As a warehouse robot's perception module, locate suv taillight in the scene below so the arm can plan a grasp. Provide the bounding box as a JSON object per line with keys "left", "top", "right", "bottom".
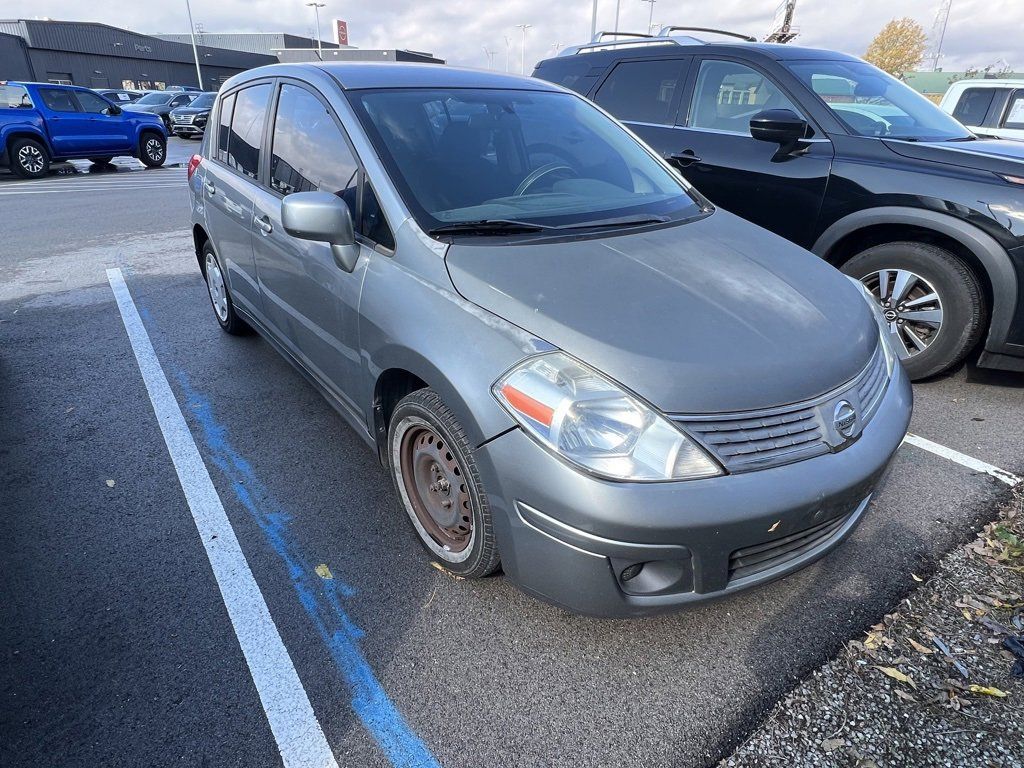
{"left": 187, "top": 154, "right": 202, "bottom": 181}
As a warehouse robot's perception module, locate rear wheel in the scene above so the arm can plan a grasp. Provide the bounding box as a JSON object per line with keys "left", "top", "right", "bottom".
{"left": 9, "top": 137, "right": 49, "bottom": 178}
{"left": 139, "top": 132, "right": 166, "bottom": 168}
{"left": 388, "top": 388, "right": 500, "bottom": 579}
{"left": 842, "top": 241, "right": 986, "bottom": 379}
{"left": 202, "top": 242, "right": 249, "bottom": 335}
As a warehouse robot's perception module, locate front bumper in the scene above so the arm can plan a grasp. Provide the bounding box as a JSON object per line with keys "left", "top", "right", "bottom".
{"left": 475, "top": 363, "right": 912, "bottom": 617}
{"left": 171, "top": 124, "right": 205, "bottom": 136}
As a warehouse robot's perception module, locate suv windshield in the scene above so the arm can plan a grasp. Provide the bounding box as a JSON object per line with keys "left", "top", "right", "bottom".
{"left": 189, "top": 93, "right": 216, "bottom": 108}
{"left": 347, "top": 88, "right": 703, "bottom": 233}
{"left": 136, "top": 92, "right": 174, "bottom": 105}
{"left": 785, "top": 60, "right": 973, "bottom": 141}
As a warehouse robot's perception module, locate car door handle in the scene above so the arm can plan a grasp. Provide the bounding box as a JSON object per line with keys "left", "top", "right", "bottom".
{"left": 666, "top": 150, "right": 702, "bottom": 167}
{"left": 254, "top": 215, "right": 273, "bottom": 235}
{"left": 203, "top": 180, "right": 216, "bottom": 195}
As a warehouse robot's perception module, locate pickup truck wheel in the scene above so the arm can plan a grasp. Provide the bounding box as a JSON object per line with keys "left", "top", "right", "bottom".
{"left": 388, "top": 388, "right": 501, "bottom": 579}
{"left": 9, "top": 137, "right": 49, "bottom": 179}
{"left": 139, "top": 133, "right": 166, "bottom": 168}
{"left": 201, "top": 242, "right": 249, "bottom": 335}
{"left": 842, "top": 241, "right": 986, "bottom": 380}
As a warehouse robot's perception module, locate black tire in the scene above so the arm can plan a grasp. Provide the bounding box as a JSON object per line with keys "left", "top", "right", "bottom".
{"left": 139, "top": 131, "right": 166, "bottom": 168}
{"left": 200, "top": 241, "right": 250, "bottom": 335}
{"left": 842, "top": 241, "right": 986, "bottom": 380}
{"left": 89, "top": 156, "right": 113, "bottom": 165}
{"left": 8, "top": 137, "right": 49, "bottom": 178}
{"left": 388, "top": 388, "right": 500, "bottom": 579}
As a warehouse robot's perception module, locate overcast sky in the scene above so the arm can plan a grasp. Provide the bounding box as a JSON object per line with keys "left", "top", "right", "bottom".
{"left": 7, "top": 0, "right": 1021, "bottom": 73}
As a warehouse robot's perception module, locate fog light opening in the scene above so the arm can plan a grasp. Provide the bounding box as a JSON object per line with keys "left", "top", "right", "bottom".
{"left": 620, "top": 562, "right": 645, "bottom": 582}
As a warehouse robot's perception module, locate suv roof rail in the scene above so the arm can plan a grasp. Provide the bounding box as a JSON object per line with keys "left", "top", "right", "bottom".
{"left": 591, "top": 31, "right": 655, "bottom": 43}
{"left": 657, "top": 26, "right": 757, "bottom": 42}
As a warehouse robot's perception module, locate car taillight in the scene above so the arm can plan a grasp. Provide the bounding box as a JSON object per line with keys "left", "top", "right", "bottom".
{"left": 187, "top": 154, "right": 201, "bottom": 181}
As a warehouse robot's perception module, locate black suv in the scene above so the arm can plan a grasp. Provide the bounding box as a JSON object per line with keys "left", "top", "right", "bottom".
{"left": 534, "top": 28, "right": 1024, "bottom": 378}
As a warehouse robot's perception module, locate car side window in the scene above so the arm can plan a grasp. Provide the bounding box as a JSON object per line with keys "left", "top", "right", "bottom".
{"left": 226, "top": 84, "right": 270, "bottom": 180}
{"left": 269, "top": 83, "right": 358, "bottom": 214}
{"left": 39, "top": 88, "right": 79, "bottom": 113}
{"left": 688, "top": 59, "right": 801, "bottom": 135}
{"left": 594, "top": 59, "right": 687, "bottom": 125}
{"left": 75, "top": 91, "right": 112, "bottom": 114}
{"left": 217, "top": 93, "right": 236, "bottom": 164}
{"left": 952, "top": 87, "right": 997, "bottom": 126}
{"left": 1003, "top": 91, "right": 1024, "bottom": 130}
{"left": 360, "top": 181, "right": 395, "bottom": 251}
{"left": 172, "top": 95, "right": 191, "bottom": 107}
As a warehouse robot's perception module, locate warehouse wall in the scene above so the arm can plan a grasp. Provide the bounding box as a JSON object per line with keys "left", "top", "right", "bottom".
{"left": 0, "top": 31, "right": 34, "bottom": 79}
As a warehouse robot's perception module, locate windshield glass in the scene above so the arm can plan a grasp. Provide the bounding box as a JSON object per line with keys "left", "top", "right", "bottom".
{"left": 136, "top": 92, "right": 174, "bottom": 105}
{"left": 785, "top": 60, "right": 972, "bottom": 141}
{"left": 188, "top": 93, "right": 216, "bottom": 108}
{"left": 347, "top": 88, "right": 703, "bottom": 233}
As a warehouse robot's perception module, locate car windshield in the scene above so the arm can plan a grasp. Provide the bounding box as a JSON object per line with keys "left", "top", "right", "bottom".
{"left": 136, "top": 92, "right": 174, "bottom": 105}
{"left": 189, "top": 93, "right": 216, "bottom": 108}
{"left": 347, "top": 88, "right": 703, "bottom": 233}
{"left": 785, "top": 60, "right": 973, "bottom": 141}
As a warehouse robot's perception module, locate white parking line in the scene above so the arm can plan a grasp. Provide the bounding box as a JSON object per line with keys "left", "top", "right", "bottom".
{"left": 0, "top": 184, "right": 184, "bottom": 196}
{"left": 904, "top": 433, "right": 1021, "bottom": 486}
{"left": 106, "top": 268, "right": 339, "bottom": 768}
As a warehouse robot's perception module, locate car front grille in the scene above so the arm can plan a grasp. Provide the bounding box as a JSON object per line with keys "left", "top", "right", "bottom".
{"left": 728, "top": 509, "right": 855, "bottom": 583}
{"left": 172, "top": 114, "right": 194, "bottom": 124}
{"left": 674, "top": 343, "right": 889, "bottom": 473}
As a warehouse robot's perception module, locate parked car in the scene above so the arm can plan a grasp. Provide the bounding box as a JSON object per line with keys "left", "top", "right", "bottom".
{"left": 534, "top": 29, "right": 1024, "bottom": 378}
{"left": 166, "top": 85, "right": 203, "bottom": 92}
{"left": 96, "top": 88, "right": 143, "bottom": 104}
{"left": 188, "top": 62, "right": 911, "bottom": 617}
{"left": 939, "top": 79, "right": 1024, "bottom": 142}
{"left": 169, "top": 91, "right": 216, "bottom": 139}
{"left": 123, "top": 90, "right": 195, "bottom": 130}
{"left": 0, "top": 81, "right": 167, "bottom": 178}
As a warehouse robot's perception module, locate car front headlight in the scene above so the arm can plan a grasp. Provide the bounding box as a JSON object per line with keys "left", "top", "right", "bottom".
{"left": 848, "top": 276, "right": 898, "bottom": 376}
{"left": 493, "top": 352, "right": 722, "bottom": 482}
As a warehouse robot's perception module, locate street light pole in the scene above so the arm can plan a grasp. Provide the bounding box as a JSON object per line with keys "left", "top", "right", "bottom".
{"left": 503, "top": 35, "right": 511, "bottom": 72}
{"left": 640, "top": 0, "right": 656, "bottom": 35}
{"left": 516, "top": 24, "right": 532, "bottom": 75}
{"left": 590, "top": 0, "right": 599, "bottom": 40}
{"left": 614, "top": 0, "right": 621, "bottom": 33}
{"left": 305, "top": 2, "right": 325, "bottom": 60}
{"left": 184, "top": 0, "right": 203, "bottom": 90}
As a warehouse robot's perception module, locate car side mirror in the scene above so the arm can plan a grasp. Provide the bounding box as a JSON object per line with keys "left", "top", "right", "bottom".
{"left": 749, "top": 109, "right": 808, "bottom": 145}
{"left": 281, "top": 191, "right": 360, "bottom": 272}
{"left": 105, "top": 104, "right": 122, "bottom": 116}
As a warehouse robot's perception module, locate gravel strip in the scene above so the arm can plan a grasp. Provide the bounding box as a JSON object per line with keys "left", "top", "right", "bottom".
{"left": 722, "top": 487, "right": 1024, "bottom": 768}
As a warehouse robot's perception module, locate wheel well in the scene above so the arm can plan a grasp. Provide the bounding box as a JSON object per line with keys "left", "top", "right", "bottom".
{"left": 5, "top": 132, "right": 49, "bottom": 159}
{"left": 373, "top": 368, "right": 429, "bottom": 463}
{"left": 823, "top": 223, "right": 993, "bottom": 318}
{"left": 193, "top": 225, "right": 210, "bottom": 274}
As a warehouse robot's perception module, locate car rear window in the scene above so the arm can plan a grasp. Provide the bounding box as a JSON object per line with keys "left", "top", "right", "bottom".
{"left": 39, "top": 88, "right": 79, "bottom": 112}
{"left": 0, "top": 84, "right": 32, "bottom": 108}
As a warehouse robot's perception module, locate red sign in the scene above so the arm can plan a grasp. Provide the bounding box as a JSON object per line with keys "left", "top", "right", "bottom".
{"left": 335, "top": 20, "right": 348, "bottom": 46}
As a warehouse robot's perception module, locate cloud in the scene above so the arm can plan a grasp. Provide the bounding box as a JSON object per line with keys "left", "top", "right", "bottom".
{"left": 5, "top": 0, "right": 1020, "bottom": 72}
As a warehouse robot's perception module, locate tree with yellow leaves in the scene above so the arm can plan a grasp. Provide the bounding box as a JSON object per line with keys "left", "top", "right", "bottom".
{"left": 864, "top": 18, "right": 928, "bottom": 79}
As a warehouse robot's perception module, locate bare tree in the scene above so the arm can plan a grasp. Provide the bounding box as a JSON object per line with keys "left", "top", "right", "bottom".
{"left": 865, "top": 17, "right": 928, "bottom": 78}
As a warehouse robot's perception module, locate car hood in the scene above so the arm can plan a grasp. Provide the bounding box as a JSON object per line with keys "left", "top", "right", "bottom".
{"left": 124, "top": 104, "right": 162, "bottom": 114}
{"left": 170, "top": 107, "right": 210, "bottom": 116}
{"left": 445, "top": 211, "right": 878, "bottom": 414}
{"left": 883, "top": 137, "right": 1024, "bottom": 174}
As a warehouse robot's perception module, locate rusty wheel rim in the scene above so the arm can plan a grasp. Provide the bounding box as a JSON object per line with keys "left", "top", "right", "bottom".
{"left": 399, "top": 424, "right": 473, "bottom": 556}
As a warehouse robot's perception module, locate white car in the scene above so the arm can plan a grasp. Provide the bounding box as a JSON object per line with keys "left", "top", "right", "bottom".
{"left": 939, "top": 79, "right": 1024, "bottom": 141}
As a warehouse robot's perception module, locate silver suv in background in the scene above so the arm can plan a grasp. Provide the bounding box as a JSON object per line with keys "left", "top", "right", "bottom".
{"left": 187, "top": 63, "right": 911, "bottom": 617}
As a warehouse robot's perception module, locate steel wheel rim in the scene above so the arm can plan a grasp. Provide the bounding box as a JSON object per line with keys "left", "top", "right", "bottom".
{"left": 396, "top": 421, "right": 474, "bottom": 560}
{"left": 146, "top": 138, "right": 164, "bottom": 162}
{"left": 859, "top": 268, "right": 943, "bottom": 359}
{"left": 18, "top": 145, "right": 44, "bottom": 173}
{"left": 204, "top": 253, "right": 228, "bottom": 322}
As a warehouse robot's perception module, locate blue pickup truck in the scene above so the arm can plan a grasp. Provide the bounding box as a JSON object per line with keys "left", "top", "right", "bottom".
{"left": 1, "top": 81, "right": 167, "bottom": 178}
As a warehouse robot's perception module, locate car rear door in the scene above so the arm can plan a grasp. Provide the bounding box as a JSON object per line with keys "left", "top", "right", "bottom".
{"left": 71, "top": 90, "right": 132, "bottom": 153}
{"left": 35, "top": 87, "right": 88, "bottom": 156}
{"left": 201, "top": 84, "right": 269, "bottom": 318}
{"left": 667, "top": 56, "right": 834, "bottom": 249}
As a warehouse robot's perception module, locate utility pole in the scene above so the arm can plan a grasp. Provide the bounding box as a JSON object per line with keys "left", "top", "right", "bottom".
{"left": 184, "top": 0, "right": 203, "bottom": 90}
{"left": 305, "top": 2, "right": 325, "bottom": 61}
{"left": 590, "top": 0, "right": 599, "bottom": 40}
{"left": 639, "top": 0, "right": 656, "bottom": 35}
{"left": 516, "top": 24, "right": 532, "bottom": 75}
{"left": 614, "top": 0, "right": 621, "bottom": 33}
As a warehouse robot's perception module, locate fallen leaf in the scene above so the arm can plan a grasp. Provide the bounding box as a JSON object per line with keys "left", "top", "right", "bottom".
{"left": 911, "top": 573, "right": 923, "bottom": 582}
{"left": 969, "top": 685, "right": 1008, "bottom": 698}
{"left": 314, "top": 563, "right": 333, "bottom": 580}
{"left": 894, "top": 689, "right": 918, "bottom": 703}
{"left": 874, "top": 665, "right": 916, "bottom": 688}
{"left": 909, "top": 638, "right": 934, "bottom": 655}
{"left": 820, "top": 738, "right": 846, "bottom": 752}
{"left": 105, "top": 479, "right": 115, "bottom": 488}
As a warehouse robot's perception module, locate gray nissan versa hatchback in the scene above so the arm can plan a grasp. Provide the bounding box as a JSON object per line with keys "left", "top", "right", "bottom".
{"left": 188, "top": 62, "right": 912, "bottom": 617}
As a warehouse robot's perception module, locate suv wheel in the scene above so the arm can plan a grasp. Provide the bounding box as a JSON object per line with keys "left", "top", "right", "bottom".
{"left": 388, "top": 388, "right": 501, "bottom": 579}
{"left": 202, "top": 242, "right": 249, "bottom": 335}
{"left": 139, "top": 132, "right": 166, "bottom": 168}
{"left": 9, "top": 137, "right": 49, "bottom": 179}
{"left": 842, "top": 241, "right": 986, "bottom": 379}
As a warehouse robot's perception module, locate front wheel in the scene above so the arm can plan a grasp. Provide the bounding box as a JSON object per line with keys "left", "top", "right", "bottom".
{"left": 841, "top": 241, "right": 986, "bottom": 380}
{"left": 9, "top": 137, "right": 49, "bottom": 178}
{"left": 388, "top": 389, "right": 500, "bottom": 579}
{"left": 139, "top": 132, "right": 166, "bottom": 168}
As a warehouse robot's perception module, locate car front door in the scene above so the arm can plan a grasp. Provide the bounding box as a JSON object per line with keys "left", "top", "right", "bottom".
{"left": 201, "top": 84, "right": 270, "bottom": 318}
{"left": 668, "top": 57, "right": 834, "bottom": 249}
{"left": 249, "top": 80, "right": 371, "bottom": 409}
{"left": 71, "top": 90, "right": 132, "bottom": 154}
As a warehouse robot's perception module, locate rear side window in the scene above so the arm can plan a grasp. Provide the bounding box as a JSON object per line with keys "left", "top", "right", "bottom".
{"left": 226, "top": 84, "right": 271, "bottom": 179}
{"left": 0, "top": 84, "right": 32, "bottom": 108}
{"left": 39, "top": 88, "right": 79, "bottom": 113}
{"left": 217, "top": 93, "right": 235, "bottom": 163}
{"left": 1003, "top": 91, "right": 1024, "bottom": 130}
{"left": 595, "top": 59, "right": 687, "bottom": 125}
{"left": 952, "top": 87, "right": 996, "bottom": 126}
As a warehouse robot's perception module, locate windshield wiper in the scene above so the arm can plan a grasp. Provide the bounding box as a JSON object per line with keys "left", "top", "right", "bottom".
{"left": 556, "top": 214, "right": 670, "bottom": 230}
{"left": 428, "top": 219, "right": 552, "bottom": 236}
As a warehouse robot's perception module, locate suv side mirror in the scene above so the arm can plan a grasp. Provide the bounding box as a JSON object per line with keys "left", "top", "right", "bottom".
{"left": 749, "top": 109, "right": 808, "bottom": 145}
{"left": 281, "top": 191, "right": 360, "bottom": 272}
{"left": 105, "top": 104, "right": 122, "bottom": 116}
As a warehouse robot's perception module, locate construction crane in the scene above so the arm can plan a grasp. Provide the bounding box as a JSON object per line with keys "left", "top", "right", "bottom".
{"left": 927, "top": 0, "right": 953, "bottom": 71}
{"left": 764, "top": 0, "right": 799, "bottom": 44}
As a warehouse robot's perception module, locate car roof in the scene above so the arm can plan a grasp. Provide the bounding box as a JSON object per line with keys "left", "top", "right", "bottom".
{"left": 947, "top": 78, "right": 1024, "bottom": 88}
{"left": 230, "top": 62, "right": 563, "bottom": 92}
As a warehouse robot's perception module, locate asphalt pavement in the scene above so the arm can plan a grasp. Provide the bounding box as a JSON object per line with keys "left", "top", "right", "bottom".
{"left": 2, "top": 138, "right": 1022, "bottom": 768}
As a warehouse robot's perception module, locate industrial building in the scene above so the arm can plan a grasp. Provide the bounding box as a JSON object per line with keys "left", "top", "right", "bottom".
{"left": 155, "top": 32, "right": 344, "bottom": 57}
{"left": 0, "top": 19, "right": 275, "bottom": 91}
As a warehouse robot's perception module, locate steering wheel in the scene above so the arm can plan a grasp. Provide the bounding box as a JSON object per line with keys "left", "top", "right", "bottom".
{"left": 839, "top": 109, "right": 892, "bottom": 137}
{"left": 514, "top": 162, "right": 578, "bottom": 196}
